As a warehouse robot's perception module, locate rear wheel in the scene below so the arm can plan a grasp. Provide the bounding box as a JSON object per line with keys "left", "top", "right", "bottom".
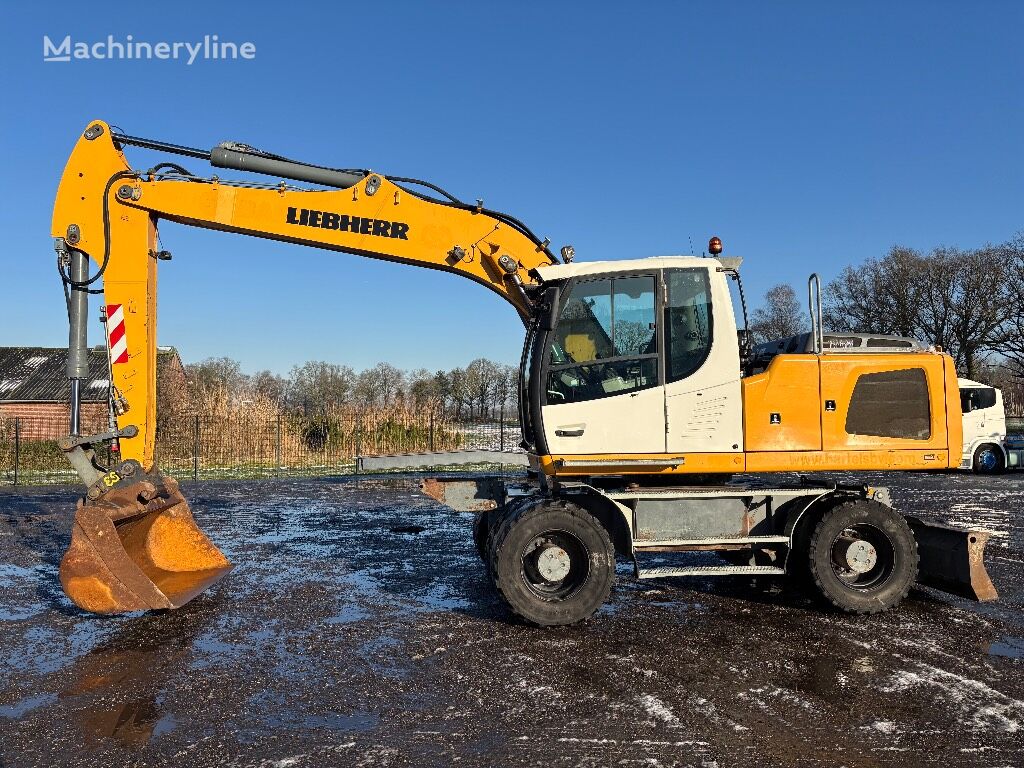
{"left": 806, "top": 500, "right": 917, "bottom": 614}
{"left": 472, "top": 510, "right": 491, "bottom": 562}
{"left": 973, "top": 444, "right": 1005, "bottom": 474}
{"left": 488, "top": 499, "right": 615, "bottom": 626}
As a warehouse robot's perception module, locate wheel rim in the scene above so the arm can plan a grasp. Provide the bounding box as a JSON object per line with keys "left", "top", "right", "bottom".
{"left": 829, "top": 524, "right": 895, "bottom": 591}
{"left": 520, "top": 529, "right": 591, "bottom": 600}
{"left": 977, "top": 448, "right": 998, "bottom": 472}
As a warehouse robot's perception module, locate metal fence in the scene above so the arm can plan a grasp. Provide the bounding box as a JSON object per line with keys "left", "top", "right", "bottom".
{"left": 0, "top": 411, "right": 523, "bottom": 486}
{"left": 7, "top": 410, "right": 1019, "bottom": 487}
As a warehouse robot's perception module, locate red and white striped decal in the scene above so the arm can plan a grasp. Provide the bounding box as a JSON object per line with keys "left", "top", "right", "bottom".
{"left": 106, "top": 304, "right": 129, "bottom": 364}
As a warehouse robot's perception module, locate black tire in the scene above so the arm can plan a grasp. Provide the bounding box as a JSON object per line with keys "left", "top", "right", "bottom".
{"left": 472, "top": 509, "right": 494, "bottom": 562}
{"left": 972, "top": 444, "right": 1005, "bottom": 474}
{"left": 806, "top": 499, "right": 918, "bottom": 614}
{"left": 487, "top": 499, "right": 615, "bottom": 626}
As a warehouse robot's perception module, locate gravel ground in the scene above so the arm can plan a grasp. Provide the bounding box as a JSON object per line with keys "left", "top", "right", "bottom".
{"left": 0, "top": 470, "right": 1021, "bottom": 768}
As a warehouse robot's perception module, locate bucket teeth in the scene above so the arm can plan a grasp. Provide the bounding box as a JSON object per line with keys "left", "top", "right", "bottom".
{"left": 59, "top": 473, "right": 232, "bottom": 614}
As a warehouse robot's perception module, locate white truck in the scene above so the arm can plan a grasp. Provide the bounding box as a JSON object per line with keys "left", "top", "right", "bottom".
{"left": 959, "top": 378, "right": 1023, "bottom": 473}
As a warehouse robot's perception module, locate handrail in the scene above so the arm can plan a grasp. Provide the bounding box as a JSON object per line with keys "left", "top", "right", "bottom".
{"left": 808, "top": 273, "right": 823, "bottom": 354}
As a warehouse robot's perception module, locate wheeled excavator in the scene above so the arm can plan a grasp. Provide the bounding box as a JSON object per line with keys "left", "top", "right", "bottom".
{"left": 51, "top": 121, "right": 997, "bottom": 625}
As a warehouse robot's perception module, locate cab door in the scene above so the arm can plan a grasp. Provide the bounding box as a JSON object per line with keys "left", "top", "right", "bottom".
{"left": 961, "top": 386, "right": 1002, "bottom": 441}
{"left": 541, "top": 273, "right": 665, "bottom": 455}
{"left": 664, "top": 268, "right": 743, "bottom": 454}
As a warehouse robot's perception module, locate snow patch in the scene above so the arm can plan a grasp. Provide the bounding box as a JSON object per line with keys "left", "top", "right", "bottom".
{"left": 868, "top": 720, "right": 897, "bottom": 734}
{"left": 261, "top": 757, "right": 304, "bottom": 768}
{"left": 639, "top": 694, "right": 679, "bottom": 724}
{"left": 881, "top": 664, "right": 1024, "bottom": 732}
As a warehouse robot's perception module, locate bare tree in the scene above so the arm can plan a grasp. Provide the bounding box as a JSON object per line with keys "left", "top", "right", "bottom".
{"left": 185, "top": 356, "right": 249, "bottom": 413}
{"left": 491, "top": 363, "right": 518, "bottom": 419}
{"left": 446, "top": 367, "right": 472, "bottom": 419}
{"left": 250, "top": 369, "right": 288, "bottom": 407}
{"left": 750, "top": 284, "right": 807, "bottom": 344}
{"left": 463, "top": 359, "right": 495, "bottom": 419}
{"left": 942, "top": 245, "right": 1015, "bottom": 378}
{"left": 1000, "top": 232, "right": 1024, "bottom": 378}
{"left": 824, "top": 246, "right": 925, "bottom": 338}
{"left": 354, "top": 362, "right": 406, "bottom": 408}
{"left": 407, "top": 368, "right": 440, "bottom": 411}
{"left": 824, "top": 240, "right": 1021, "bottom": 379}
{"left": 287, "top": 361, "right": 354, "bottom": 414}
{"left": 186, "top": 357, "right": 247, "bottom": 393}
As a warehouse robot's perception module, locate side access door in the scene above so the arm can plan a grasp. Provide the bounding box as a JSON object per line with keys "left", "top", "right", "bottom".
{"left": 541, "top": 273, "right": 666, "bottom": 455}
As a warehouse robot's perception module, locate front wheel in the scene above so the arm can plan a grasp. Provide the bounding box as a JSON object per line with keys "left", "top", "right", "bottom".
{"left": 806, "top": 500, "right": 918, "bottom": 614}
{"left": 973, "top": 444, "right": 1005, "bottom": 474}
{"left": 488, "top": 500, "right": 615, "bottom": 626}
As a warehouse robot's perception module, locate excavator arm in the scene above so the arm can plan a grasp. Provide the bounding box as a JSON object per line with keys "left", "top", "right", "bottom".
{"left": 51, "top": 120, "right": 557, "bottom": 613}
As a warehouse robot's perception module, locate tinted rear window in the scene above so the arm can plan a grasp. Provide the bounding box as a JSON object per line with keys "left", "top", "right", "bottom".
{"left": 846, "top": 368, "right": 930, "bottom": 439}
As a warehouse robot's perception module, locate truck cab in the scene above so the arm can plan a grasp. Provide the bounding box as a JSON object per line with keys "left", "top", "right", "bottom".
{"left": 958, "top": 378, "right": 1022, "bottom": 473}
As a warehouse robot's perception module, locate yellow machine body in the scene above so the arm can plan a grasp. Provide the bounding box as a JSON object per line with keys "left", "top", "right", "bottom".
{"left": 540, "top": 350, "right": 963, "bottom": 476}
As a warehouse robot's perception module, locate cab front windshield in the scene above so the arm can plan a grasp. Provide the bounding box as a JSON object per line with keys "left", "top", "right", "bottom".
{"left": 546, "top": 275, "right": 658, "bottom": 404}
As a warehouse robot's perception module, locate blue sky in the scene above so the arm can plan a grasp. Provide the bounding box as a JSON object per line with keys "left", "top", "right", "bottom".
{"left": 2, "top": 2, "right": 1021, "bottom": 374}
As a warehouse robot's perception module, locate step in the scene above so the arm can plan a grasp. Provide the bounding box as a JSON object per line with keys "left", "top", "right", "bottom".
{"left": 636, "top": 565, "right": 786, "bottom": 579}
{"left": 633, "top": 535, "right": 790, "bottom": 549}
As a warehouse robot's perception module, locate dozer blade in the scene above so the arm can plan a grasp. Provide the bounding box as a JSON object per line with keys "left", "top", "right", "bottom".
{"left": 906, "top": 516, "right": 998, "bottom": 602}
{"left": 59, "top": 474, "right": 231, "bottom": 614}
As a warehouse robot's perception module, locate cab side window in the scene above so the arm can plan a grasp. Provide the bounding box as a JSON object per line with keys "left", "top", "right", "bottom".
{"left": 665, "top": 269, "right": 713, "bottom": 383}
{"left": 960, "top": 387, "right": 997, "bottom": 413}
{"left": 546, "top": 276, "right": 657, "bottom": 404}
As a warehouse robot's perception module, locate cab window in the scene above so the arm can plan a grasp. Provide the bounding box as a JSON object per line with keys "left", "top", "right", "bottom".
{"left": 960, "top": 387, "right": 997, "bottom": 413}
{"left": 546, "top": 275, "right": 657, "bottom": 404}
{"left": 665, "top": 269, "right": 713, "bottom": 383}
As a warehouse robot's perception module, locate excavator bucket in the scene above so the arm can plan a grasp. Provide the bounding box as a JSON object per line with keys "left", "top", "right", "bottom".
{"left": 907, "top": 517, "right": 998, "bottom": 602}
{"left": 59, "top": 474, "right": 231, "bottom": 614}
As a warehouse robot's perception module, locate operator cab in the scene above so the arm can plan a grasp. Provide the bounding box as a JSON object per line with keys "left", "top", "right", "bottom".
{"left": 522, "top": 257, "right": 743, "bottom": 459}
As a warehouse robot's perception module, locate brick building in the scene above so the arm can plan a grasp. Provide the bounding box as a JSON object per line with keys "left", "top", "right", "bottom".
{"left": 0, "top": 346, "right": 185, "bottom": 439}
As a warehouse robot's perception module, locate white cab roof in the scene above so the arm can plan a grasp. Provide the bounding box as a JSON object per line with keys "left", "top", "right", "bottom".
{"left": 534, "top": 255, "right": 741, "bottom": 282}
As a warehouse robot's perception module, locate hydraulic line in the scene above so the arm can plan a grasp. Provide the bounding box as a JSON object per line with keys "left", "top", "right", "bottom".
{"left": 112, "top": 130, "right": 558, "bottom": 262}
{"left": 57, "top": 170, "right": 139, "bottom": 293}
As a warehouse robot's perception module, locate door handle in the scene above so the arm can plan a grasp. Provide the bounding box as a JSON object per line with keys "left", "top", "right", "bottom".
{"left": 556, "top": 428, "right": 585, "bottom": 437}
